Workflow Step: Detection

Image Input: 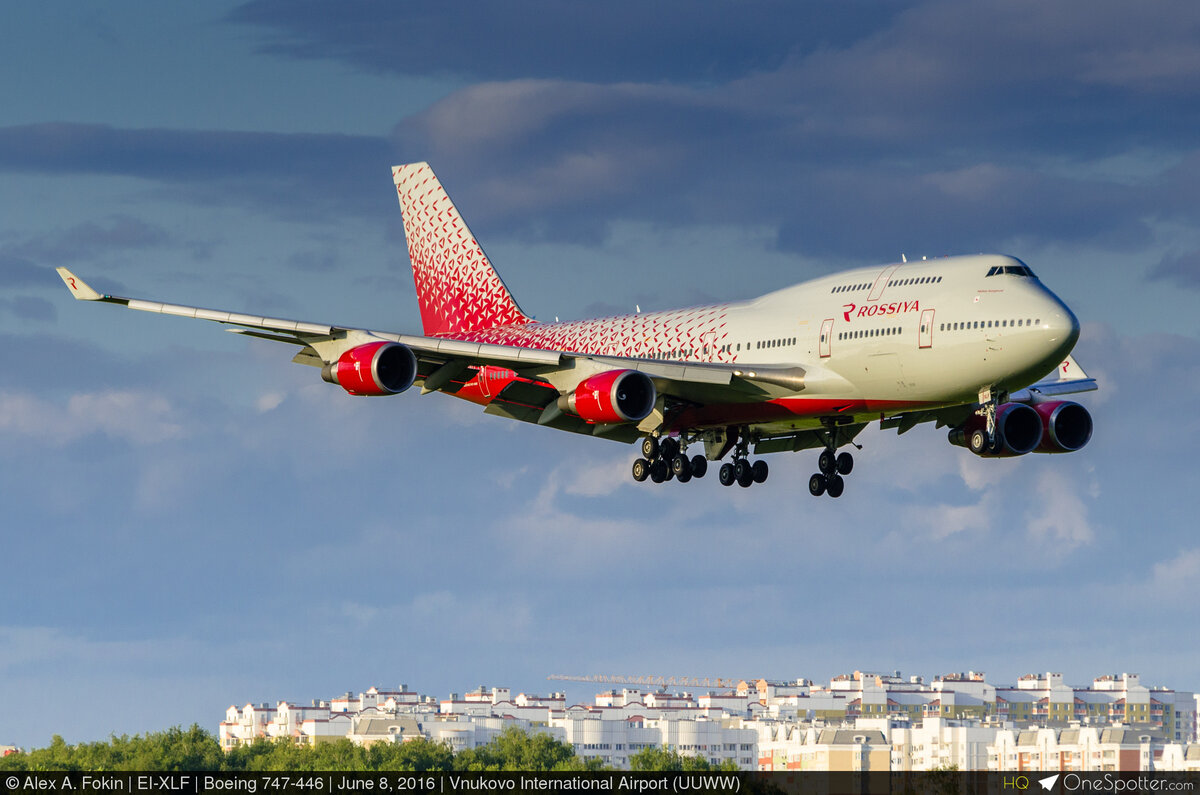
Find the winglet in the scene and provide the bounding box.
[56,268,104,301]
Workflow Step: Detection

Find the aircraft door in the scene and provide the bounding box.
[820,318,834,358]
[918,309,935,349]
[868,265,899,301]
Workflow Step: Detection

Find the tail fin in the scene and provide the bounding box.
[392,162,532,336]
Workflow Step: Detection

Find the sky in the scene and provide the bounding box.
[2,0,1200,748]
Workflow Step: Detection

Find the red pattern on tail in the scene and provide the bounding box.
[393,163,531,336]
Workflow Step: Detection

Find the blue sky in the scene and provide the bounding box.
[2,0,1200,748]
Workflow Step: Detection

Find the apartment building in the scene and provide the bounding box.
[218,670,1196,770]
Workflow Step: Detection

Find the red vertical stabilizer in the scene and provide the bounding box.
[392,162,532,337]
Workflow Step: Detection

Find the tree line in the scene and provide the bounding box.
[0,725,738,772]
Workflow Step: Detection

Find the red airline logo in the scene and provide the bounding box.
[842,300,921,323]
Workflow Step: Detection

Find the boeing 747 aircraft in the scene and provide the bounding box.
[58,162,1095,497]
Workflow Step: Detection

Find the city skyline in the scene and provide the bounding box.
[215,669,1198,770]
[3,1,1200,749]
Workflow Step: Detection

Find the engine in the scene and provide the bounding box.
[321,341,417,396]
[1033,400,1093,453]
[947,402,1043,457]
[560,369,656,424]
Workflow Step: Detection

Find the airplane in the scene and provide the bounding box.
[57,162,1096,498]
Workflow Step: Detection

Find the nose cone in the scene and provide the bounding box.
[1043,297,1080,362]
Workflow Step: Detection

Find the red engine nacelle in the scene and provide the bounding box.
[947,402,1043,457]
[321,341,417,396]
[1033,400,1093,453]
[561,369,656,424]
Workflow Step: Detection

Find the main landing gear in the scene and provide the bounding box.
[631,435,708,485]
[807,449,853,498]
[807,422,857,498]
[716,432,768,489]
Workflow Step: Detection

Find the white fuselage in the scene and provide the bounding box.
[717,254,1078,402]
[455,254,1079,432]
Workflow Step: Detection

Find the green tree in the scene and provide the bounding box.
[453,726,589,771]
[0,727,225,772]
[628,746,736,771]
[370,737,454,771]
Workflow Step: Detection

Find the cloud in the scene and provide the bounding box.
[0,254,50,286]
[0,295,55,322]
[386,73,1184,260]
[0,625,202,676]
[0,123,394,221]
[1148,250,1200,289]
[7,214,169,263]
[226,0,898,83]
[1024,469,1096,553]
[1149,547,1200,598]
[0,389,186,446]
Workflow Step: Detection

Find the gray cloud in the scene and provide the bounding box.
[0,254,49,286]
[9,214,170,264]
[1148,250,1200,289]
[226,0,901,83]
[0,296,55,322]
[0,123,395,222]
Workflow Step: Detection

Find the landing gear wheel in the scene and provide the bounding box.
[671,455,692,479]
[650,459,667,483]
[690,455,708,478]
[825,473,844,498]
[660,437,680,462]
[836,452,854,475]
[641,437,659,460]
[809,473,827,496]
[719,463,736,486]
[737,467,754,487]
[968,428,990,455]
[751,459,769,484]
[819,449,837,475]
[632,458,650,482]
[734,459,750,482]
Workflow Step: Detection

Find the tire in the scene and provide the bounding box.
[650,459,667,483]
[719,463,736,486]
[632,458,650,482]
[641,437,659,460]
[808,473,826,496]
[671,455,692,478]
[734,459,750,482]
[690,455,708,478]
[819,449,837,475]
[737,466,754,487]
[826,473,844,498]
[660,437,680,461]
[968,428,990,455]
[676,468,692,484]
[836,452,854,475]
[751,459,768,483]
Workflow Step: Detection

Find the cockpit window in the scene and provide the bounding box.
[986,262,1038,278]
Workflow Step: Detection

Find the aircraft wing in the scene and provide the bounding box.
[879,354,1098,437]
[1009,354,1097,400]
[57,269,801,426]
